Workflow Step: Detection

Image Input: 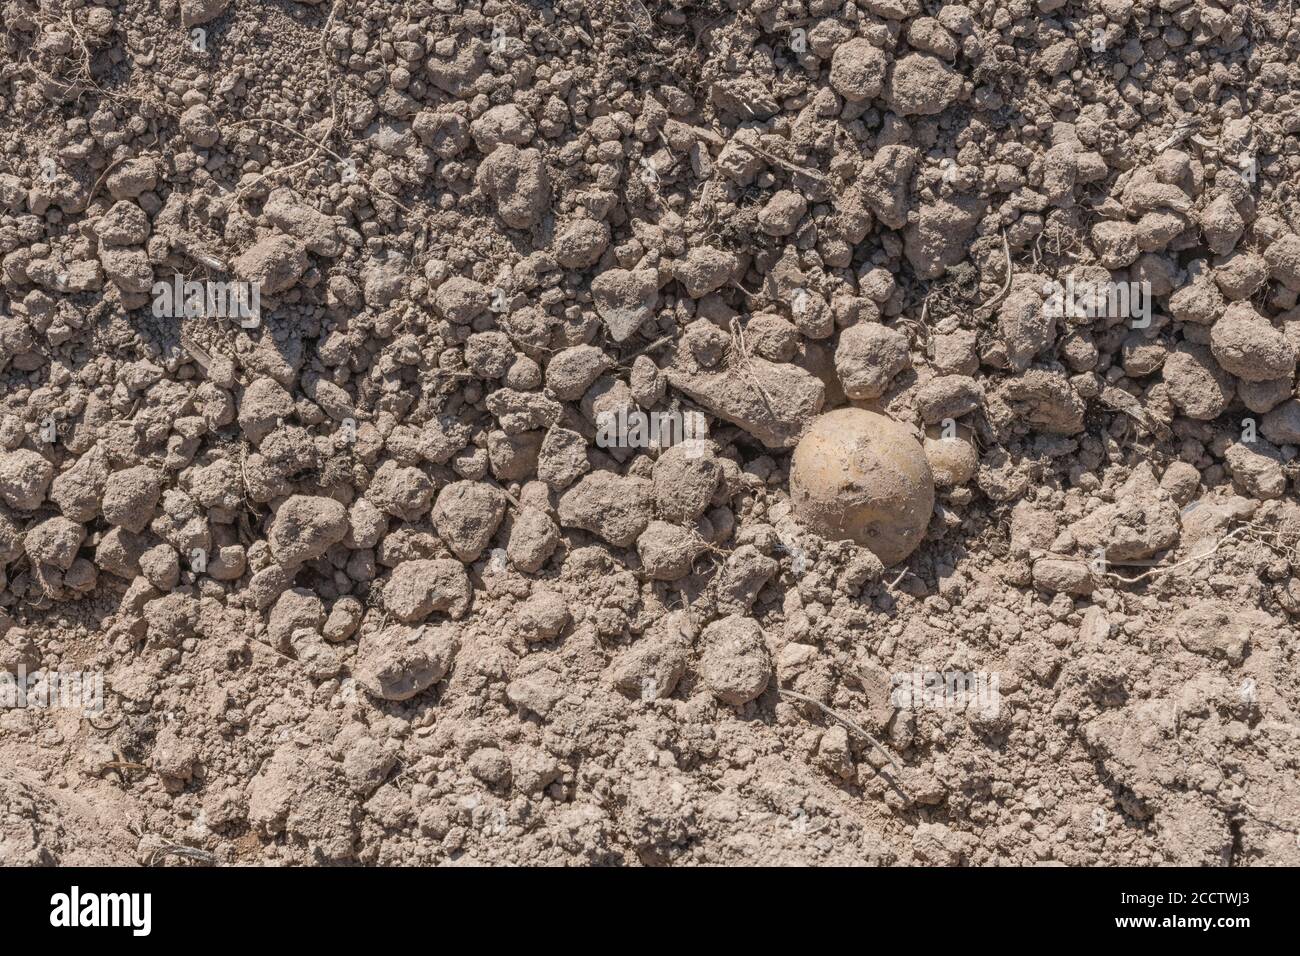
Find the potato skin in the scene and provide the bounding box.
[790,408,935,566]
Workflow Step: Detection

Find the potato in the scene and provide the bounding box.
[790,408,934,565]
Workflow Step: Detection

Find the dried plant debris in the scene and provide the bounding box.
[0,0,1298,868]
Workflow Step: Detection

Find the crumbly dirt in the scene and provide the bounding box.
[2,0,1300,867]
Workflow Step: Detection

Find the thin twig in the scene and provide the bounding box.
[1104,525,1250,584]
[1155,117,1201,153]
[886,567,913,589]
[149,843,218,866]
[615,334,674,367]
[734,139,828,183]
[728,316,777,413]
[974,229,1012,319]
[776,687,909,792]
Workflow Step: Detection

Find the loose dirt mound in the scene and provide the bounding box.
[1,0,1299,866]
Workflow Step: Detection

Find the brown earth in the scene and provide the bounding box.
[1,0,1299,866]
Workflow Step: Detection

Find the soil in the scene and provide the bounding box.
[1,0,1299,867]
